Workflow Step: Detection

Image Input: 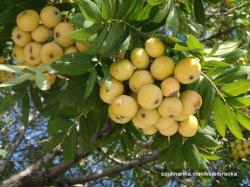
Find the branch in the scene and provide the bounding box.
[66,152,160,185]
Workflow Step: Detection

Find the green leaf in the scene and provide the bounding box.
[183,141,208,170]
[200,153,221,160]
[78,0,101,22]
[0,92,24,113]
[153,0,172,23]
[35,71,50,91]
[101,0,117,19]
[213,42,239,56]
[147,0,165,6]
[236,111,250,130]
[21,93,30,127]
[48,116,73,136]
[84,69,98,98]
[151,135,170,151]
[190,131,219,148]
[187,34,204,53]
[193,0,205,25]
[51,53,94,76]
[30,87,44,113]
[0,64,24,73]
[222,80,250,97]
[63,126,78,163]
[213,97,227,137]
[70,13,85,27]
[72,23,102,42]
[223,49,247,64]
[42,132,65,153]
[228,97,250,108]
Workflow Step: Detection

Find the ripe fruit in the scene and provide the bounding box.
[155,117,178,136]
[133,108,160,127]
[110,59,134,81]
[76,42,89,52]
[43,72,56,85]
[138,84,163,110]
[100,78,124,104]
[12,27,31,47]
[132,115,146,129]
[64,46,78,54]
[161,77,180,97]
[145,38,165,58]
[109,95,138,119]
[40,6,62,28]
[178,115,198,137]
[24,42,42,66]
[108,105,130,124]
[130,48,150,69]
[12,46,25,64]
[158,97,182,118]
[31,25,50,43]
[54,22,75,47]
[142,126,158,135]
[174,113,189,121]
[180,90,202,116]
[129,70,154,93]
[174,58,201,84]
[150,56,175,80]
[16,10,40,31]
[40,42,64,65]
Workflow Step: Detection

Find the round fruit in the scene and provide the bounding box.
[64,46,78,54]
[54,22,75,47]
[145,38,165,58]
[12,27,31,47]
[129,70,154,93]
[24,42,42,66]
[108,105,131,124]
[235,144,242,151]
[178,115,198,137]
[132,115,145,129]
[130,48,150,69]
[161,77,180,97]
[150,56,174,80]
[40,42,64,65]
[174,113,189,122]
[158,97,182,118]
[16,10,40,32]
[134,108,160,127]
[243,141,249,149]
[180,90,202,116]
[238,150,246,158]
[174,58,201,84]
[76,42,89,52]
[142,126,158,135]
[31,25,50,43]
[40,6,62,28]
[43,72,56,85]
[12,46,25,64]
[100,78,124,104]
[138,84,163,110]
[109,95,138,119]
[155,117,178,136]
[110,59,134,81]
[230,142,235,148]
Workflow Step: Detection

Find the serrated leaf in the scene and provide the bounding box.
[213,97,227,137]
[187,34,204,54]
[48,116,73,136]
[190,131,219,148]
[63,126,78,163]
[42,132,65,153]
[21,93,30,127]
[78,0,101,22]
[222,80,250,97]
[193,0,205,25]
[228,97,250,108]
[236,111,250,130]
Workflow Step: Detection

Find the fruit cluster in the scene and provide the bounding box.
[11,6,88,85]
[100,38,203,138]
[230,139,250,160]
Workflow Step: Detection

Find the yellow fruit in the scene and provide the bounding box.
[64,46,78,54]
[132,115,145,129]
[16,10,40,32]
[174,58,201,84]
[130,48,150,69]
[174,113,189,122]
[158,97,182,118]
[238,150,246,158]
[161,77,180,97]
[129,70,154,93]
[40,42,64,65]
[150,56,175,80]
[179,90,202,116]
[142,126,158,135]
[178,115,198,137]
[31,25,50,43]
[43,72,56,85]
[138,84,163,110]
[108,105,131,124]
[54,22,75,47]
[76,42,89,52]
[40,6,62,28]
[155,117,178,136]
[0,56,4,64]
[231,148,237,155]
[110,59,134,81]
[134,108,160,127]
[12,46,25,64]
[243,141,249,149]
[99,78,124,104]
[109,95,138,119]
[24,42,42,66]
[229,142,235,148]
[145,38,165,58]
[0,72,14,82]
[12,27,31,47]
[235,144,242,151]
